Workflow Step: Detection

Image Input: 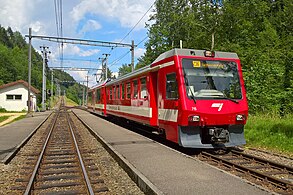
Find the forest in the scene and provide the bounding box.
[136,0,292,115]
[0,26,81,105]
[0,0,292,115]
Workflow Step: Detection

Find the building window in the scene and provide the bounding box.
[166,73,178,99]
[15,95,22,100]
[6,95,13,100]
[6,94,22,100]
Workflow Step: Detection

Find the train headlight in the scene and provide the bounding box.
[236,114,246,121]
[189,115,200,122]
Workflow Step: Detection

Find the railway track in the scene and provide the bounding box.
[12,107,109,194]
[198,149,293,194]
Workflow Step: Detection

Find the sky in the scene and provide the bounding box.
[0,0,155,87]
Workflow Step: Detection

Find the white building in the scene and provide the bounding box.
[0,80,39,112]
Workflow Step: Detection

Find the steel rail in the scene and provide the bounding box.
[200,151,293,191]
[231,149,293,173]
[24,111,59,195]
[66,111,95,195]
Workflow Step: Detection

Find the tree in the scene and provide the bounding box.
[139,0,293,115]
[118,64,132,77]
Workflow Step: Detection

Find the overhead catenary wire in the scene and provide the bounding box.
[106,1,155,58]
[54,0,64,67]
[106,1,154,69]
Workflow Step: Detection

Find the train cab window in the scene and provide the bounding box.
[117,85,120,100]
[140,77,148,99]
[166,73,179,99]
[126,82,131,99]
[122,83,125,100]
[133,80,138,99]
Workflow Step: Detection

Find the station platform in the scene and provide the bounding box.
[0,111,52,163]
[73,109,270,195]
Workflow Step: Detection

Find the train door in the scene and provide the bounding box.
[157,68,179,142]
[149,71,158,126]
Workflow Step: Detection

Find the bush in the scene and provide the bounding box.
[0,107,7,112]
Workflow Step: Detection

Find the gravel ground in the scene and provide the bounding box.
[0,108,291,194]
[240,147,293,168]
[0,111,144,194]
[69,112,144,194]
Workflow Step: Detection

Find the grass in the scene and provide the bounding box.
[65,97,78,107]
[244,114,293,155]
[10,115,26,123]
[0,115,11,123]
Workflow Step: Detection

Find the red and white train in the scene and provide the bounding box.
[87,48,248,148]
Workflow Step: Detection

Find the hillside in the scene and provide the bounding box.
[0,25,81,105]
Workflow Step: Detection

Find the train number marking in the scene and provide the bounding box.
[211,103,223,111]
[191,107,197,111]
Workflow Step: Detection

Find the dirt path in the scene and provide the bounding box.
[0,113,26,127]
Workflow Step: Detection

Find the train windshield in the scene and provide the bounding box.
[182,59,242,100]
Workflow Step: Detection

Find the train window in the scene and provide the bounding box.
[87,91,92,105]
[117,85,120,99]
[140,77,147,99]
[97,89,101,101]
[126,82,131,99]
[109,88,112,100]
[133,80,138,99]
[122,83,125,99]
[166,73,179,99]
[113,86,116,100]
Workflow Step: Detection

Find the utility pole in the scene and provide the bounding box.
[51,70,54,109]
[85,75,89,106]
[103,54,110,80]
[40,45,50,111]
[99,54,110,81]
[27,28,32,114]
[82,82,85,106]
[131,40,134,72]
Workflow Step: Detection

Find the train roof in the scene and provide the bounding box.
[153,48,239,64]
[90,79,110,89]
[104,48,239,87]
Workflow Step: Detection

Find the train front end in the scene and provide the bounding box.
[177,50,248,148]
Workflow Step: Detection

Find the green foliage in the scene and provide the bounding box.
[0,26,81,106]
[140,0,293,115]
[0,115,10,123]
[118,63,132,77]
[245,115,293,153]
[66,83,83,105]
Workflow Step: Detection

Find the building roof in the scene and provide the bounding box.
[0,80,40,94]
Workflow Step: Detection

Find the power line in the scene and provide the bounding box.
[119,2,155,44]
[105,2,155,71]
[108,50,131,68]
[108,1,155,55]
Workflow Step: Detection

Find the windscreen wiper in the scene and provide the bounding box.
[183,71,196,104]
[220,96,239,104]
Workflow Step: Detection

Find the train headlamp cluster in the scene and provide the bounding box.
[236,114,246,121]
[189,115,200,122]
[204,50,215,57]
